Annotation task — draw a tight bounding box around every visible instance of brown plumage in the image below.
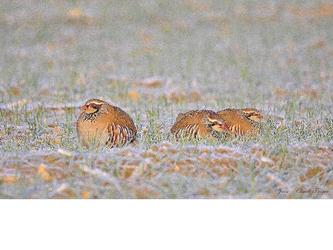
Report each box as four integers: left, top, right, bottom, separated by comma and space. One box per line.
77, 99, 137, 148
171, 110, 229, 140
217, 108, 263, 136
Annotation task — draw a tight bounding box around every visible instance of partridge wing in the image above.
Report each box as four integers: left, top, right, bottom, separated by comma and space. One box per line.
106, 123, 136, 147
105, 106, 137, 147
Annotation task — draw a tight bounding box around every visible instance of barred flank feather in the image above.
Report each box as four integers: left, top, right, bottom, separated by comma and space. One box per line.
228, 124, 245, 136
107, 124, 135, 147
174, 124, 200, 139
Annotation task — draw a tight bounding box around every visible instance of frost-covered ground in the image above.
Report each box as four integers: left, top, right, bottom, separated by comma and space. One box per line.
0, 0, 332, 198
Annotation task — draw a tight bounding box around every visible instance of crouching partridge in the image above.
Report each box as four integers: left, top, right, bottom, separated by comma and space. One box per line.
171, 110, 229, 140
77, 99, 137, 148
217, 108, 263, 136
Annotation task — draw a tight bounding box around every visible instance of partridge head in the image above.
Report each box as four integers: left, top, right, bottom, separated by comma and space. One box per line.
239, 108, 263, 122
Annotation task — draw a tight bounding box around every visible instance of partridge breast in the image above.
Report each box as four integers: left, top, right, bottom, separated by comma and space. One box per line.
77, 113, 110, 147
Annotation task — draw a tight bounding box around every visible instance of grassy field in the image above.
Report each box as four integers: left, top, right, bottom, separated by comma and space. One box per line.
0, 0, 332, 198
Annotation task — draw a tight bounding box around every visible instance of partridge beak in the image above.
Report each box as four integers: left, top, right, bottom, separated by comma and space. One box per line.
220, 123, 229, 131
80, 105, 86, 112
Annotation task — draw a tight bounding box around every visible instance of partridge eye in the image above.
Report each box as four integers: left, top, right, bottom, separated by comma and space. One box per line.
90, 103, 100, 109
